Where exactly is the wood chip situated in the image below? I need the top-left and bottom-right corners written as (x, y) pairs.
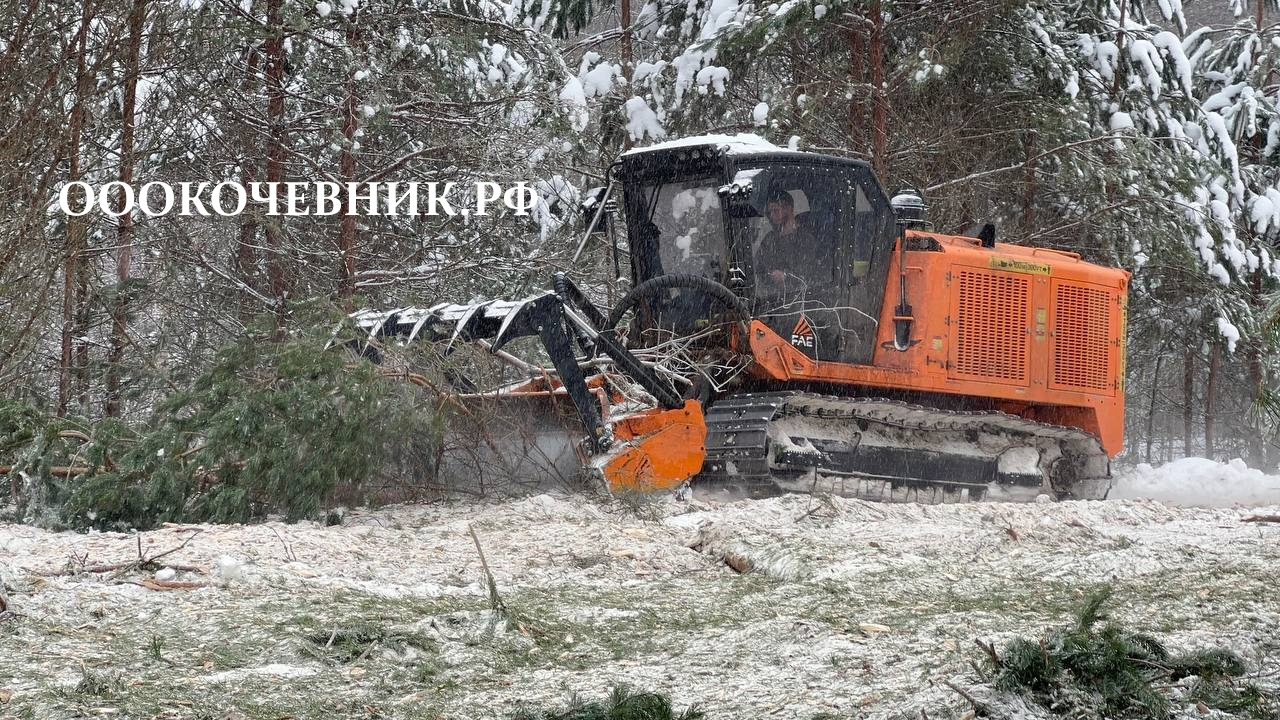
top-left (1243, 515), bottom-right (1280, 524)
top-left (723, 553), bottom-right (752, 573)
top-left (858, 622), bottom-right (891, 634)
top-left (0, 688), bottom-right (12, 704)
top-left (138, 579), bottom-right (206, 591)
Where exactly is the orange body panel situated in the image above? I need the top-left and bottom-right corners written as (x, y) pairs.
top-left (601, 400), bottom-right (706, 491)
top-left (748, 231), bottom-right (1130, 456)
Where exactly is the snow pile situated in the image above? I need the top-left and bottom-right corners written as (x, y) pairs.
top-left (1111, 457), bottom-right (1280, 507)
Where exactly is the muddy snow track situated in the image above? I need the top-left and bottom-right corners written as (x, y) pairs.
top-left (1, 494), bottom-right (1277, 719)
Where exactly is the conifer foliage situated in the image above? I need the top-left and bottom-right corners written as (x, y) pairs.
top-left (5, 0), bottom-right (1280, 499)
top-left (986, 587), bottom-right (1275, 718)
top-left (2, 308), bottom-right (440, 530)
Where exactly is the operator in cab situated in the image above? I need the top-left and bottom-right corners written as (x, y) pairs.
top-left (754, 188), bottom-right (816, 294)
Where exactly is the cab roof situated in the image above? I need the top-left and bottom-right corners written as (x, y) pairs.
top-left (620, 133), bottom-right (782, 157)
top-left (618, 134), bottom-right (876, 182)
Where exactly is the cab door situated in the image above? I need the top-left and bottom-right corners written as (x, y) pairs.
top-left (738, 163), bottom-right (893, 364)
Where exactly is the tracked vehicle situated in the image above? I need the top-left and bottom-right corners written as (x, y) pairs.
top-left (354, 134), bottom-right (1129, 502)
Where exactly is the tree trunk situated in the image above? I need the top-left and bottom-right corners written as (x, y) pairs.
top-left (105, 0), bottom-right (147, 418)
top-left (1110, 0), bottom-right (1128, 98)
top-left (58, 0), bottom-right (94, 417)
top-left (1183, 347), bottom-right (1195, 456)
top-left (337, 80), bottom-right (358, 305)
top-left (1022, 130), bottom-right (1037, 238)
top-left (263, 0), bottom-right (288, 305)
top-left (868, 0), bottom-right (888, 180)
top-left (1145, 353), bottom-right (1162, 464)
top-left (233, 45), bottom-right (260, 319)
top-left (1245, 0), bottom-right (1267, 465)
top-left (620, 0), bottom-right (633, 150)
top-left (1247, 272), bottom-right (1265, 465)
top-left (337, 20), bottom-right (361, 308)
top-left (1205, 342), bottom-right (1220, 460)
top-left (75, 253), bottom-right (90, 409)
top-left (845, 23), bottom-right (864, 148)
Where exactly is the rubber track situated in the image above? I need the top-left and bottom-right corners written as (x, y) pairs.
top-left (700, 391), bottom-right (1107, 496)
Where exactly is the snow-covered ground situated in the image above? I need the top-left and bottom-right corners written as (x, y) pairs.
top-left (1112, 456), bottom-right (1280, 507)
top-left (0, 465), bottom-right (1277, 719)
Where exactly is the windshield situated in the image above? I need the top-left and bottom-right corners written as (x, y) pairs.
top-left (638, 177), bottom-right (727, 281)
top-left (732, 166), bottom-right (884, 295)
top-left (725, 160), bottom-right (895, 364)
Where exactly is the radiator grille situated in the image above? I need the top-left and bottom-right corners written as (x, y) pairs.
top-left (952, 271), bottom-right (1029, 383)
top-left (1052, 283), bottom-right (1113, 391)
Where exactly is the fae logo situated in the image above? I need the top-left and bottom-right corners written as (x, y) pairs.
top-left (791, 315), bottom-right (815, 349)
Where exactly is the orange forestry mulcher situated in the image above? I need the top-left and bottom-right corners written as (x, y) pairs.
top-left (355, 135), bottom-right (1129, 503)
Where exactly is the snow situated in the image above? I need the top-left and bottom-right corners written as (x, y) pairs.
top-left (674, 233), bottom-right (693, 258)
top-left (1095, 40), bottom-right (1119, 82)
top-left (1127, 38), bottom-right (1164, 98)
top-left (203, 664), bottom-right (320, 684)
top-left (1203, 83), bottom-right (1244, 114)
top-left (580, 60), bottom-right (617, 99)
top-left (558, 77), bottom-right (589, 132)
top-left (701, 0), bottom-right (741, 40)
top-left (622, 96), bottom-right (665, 141)
top-left (632, 61), bottom-right (665, 83)
top-left (1201, 112), bottom-right (1244, 203)
top-left (812, 3), bottom-right (826, 18)
top-left (751, 101), bottom-right (769, 126)
top-left (695, 65), bottom-right (730, 94)
top-left (1153, 31), bottom-right (1193, 95)
top-left (1215, 315), bottom-right (1241, 351)
top-left (1, 493), bottom-right (1276, 718)
top-left (1109, 111), bottom-right (1134, 132)
top-left (1250, 193), bottom-right (1275, 233)
top-left (1111, 458), bottom-right (1280, 507)
top-left (315, 1), bottom-right (332, 16)
top-left (215, 555), bottom-right (245, 582)
top-left (510, 99), bottom-right (537, 126)
top-left (621, 132), bottom-right (781, 156)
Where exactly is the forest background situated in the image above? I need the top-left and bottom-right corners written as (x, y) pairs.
top-left (1, 0), bottom-right (1278, 527)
